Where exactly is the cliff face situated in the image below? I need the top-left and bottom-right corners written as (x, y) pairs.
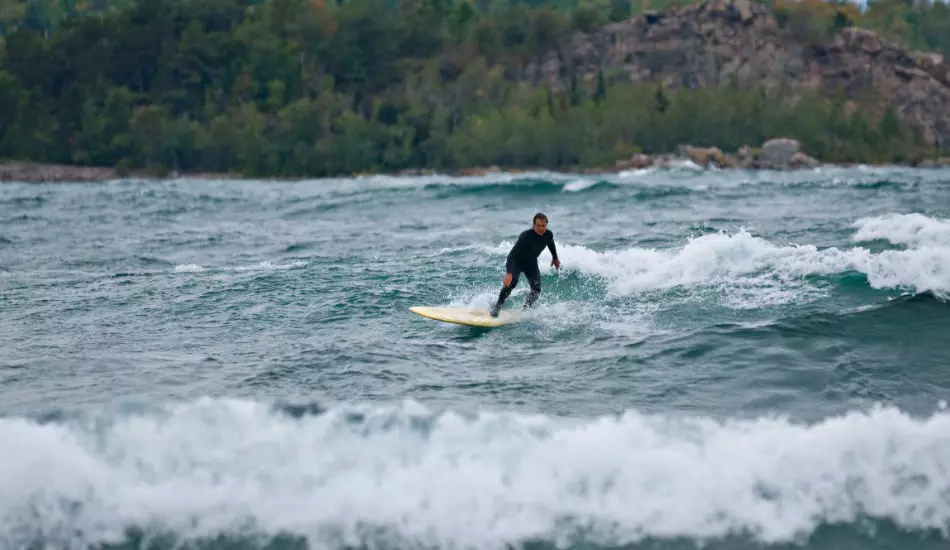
top-left (525, 0), bottom-right (950, 149)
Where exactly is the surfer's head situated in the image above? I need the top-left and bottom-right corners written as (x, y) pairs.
top-left (532, 213), bottom-right (548, 235)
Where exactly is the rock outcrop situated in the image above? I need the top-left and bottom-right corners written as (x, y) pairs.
top-left (612, 137), bottom-right (820, 171)
top-left (524, 0), bottom-right (950, 149)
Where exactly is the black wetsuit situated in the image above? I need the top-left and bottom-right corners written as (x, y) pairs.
top-left (491, 228), bottom-right (559, 315)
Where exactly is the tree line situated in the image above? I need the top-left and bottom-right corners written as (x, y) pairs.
top-left (0, 0), bottom-right (948, 178)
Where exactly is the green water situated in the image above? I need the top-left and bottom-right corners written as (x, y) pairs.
top-left (2, 165), bottom-right (950, 550)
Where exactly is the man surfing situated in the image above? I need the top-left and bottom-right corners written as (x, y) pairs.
top-left (490, 212), bottom-right (561, 317)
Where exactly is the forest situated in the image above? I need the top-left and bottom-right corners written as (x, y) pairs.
top-left (1, 0), bottom-right (949, 177)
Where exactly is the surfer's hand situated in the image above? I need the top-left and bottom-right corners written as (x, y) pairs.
top-left (552, 258), bottom-right (561, 269)
top-left (503, 273), bottom-right (512, 287)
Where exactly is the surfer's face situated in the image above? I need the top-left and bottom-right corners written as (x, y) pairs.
top-left (533, 219), bottom-right (547, 234)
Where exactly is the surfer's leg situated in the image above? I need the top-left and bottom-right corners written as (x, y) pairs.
top-left (522, 263), bottom-right (542, 309)
top-left (491, 266), bottom-right (521, 316)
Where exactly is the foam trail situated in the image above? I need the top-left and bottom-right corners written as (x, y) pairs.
top-left (2, 399), bottom-right (950, 550)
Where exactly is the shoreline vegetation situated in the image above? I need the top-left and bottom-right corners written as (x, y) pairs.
top-left (1, 0), bottom-right (950, 183)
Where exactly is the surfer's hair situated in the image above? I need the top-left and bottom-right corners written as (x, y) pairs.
top-left (533, 213), bottom-right (548, 224)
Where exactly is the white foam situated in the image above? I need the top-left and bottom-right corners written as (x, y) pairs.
top-left (2, 399), bottom-right (950, 549)
top-left (853, 213), bottom-right (950, 248)
top-left (172, 260), bottom-right (307, 274)
top-left (234, 260), bottom-right (308, 271)
top-left (562, 179), bottom-right (602, 193)
top-left (616, 167), bottom-right (655, 178)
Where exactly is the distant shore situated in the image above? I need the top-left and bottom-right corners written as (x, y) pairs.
top-left (3, 138), bottom-right (950, 183)
top-left (0, 161), bottom-right (242, 184)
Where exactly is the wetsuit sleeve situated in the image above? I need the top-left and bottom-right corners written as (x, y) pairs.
top-left (547, 231), bottom-right (559, 261)
top-left (506, 231), bottom-right (527, 272)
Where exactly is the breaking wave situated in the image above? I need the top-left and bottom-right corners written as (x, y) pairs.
top-left (475, 213), bottom-right (950, 305)
top-left (3, 398), bottom-right (950, 550)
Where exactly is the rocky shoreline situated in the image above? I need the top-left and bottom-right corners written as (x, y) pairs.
top-left (0, 160), bottom-right (242, 184)
top-left (3, 138), bottom-right (950, 183)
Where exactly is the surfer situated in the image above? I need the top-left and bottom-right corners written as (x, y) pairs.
top-left (490, 213), bottom-right (561, 317)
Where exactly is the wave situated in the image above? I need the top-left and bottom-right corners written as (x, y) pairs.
top-left (475, 214), bottom-right (950, 306)
top-left (422, 178), bottom-right (693, 200)
top-left (323, 174), bottom-right (700, 202)
top-left (279, 165), bottom-right (946, 198)
top-left (3, 398), bottom-right (950, 550)
top-left (692, 289), bottom-right (949, 356)
top-left (225, 167), bottom-right (823, 204)
top-left (852, 213), bottom-right (950, 249)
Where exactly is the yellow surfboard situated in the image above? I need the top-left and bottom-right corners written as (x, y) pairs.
top-left (409, 306), bottom-right (523, 327)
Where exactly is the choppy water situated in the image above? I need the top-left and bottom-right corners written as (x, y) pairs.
top-left (3, 164), bottom-right (950, 550)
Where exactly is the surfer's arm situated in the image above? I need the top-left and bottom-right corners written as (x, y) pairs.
top-left (547, 232), bottom-right (560, 268)
top-left (505, 253), bottom-right (517, 273)
top-left (547, 233), bottom-right (559, 261)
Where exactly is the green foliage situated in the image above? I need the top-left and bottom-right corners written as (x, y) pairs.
top-left (0, 0), bottom-right (946, 177)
